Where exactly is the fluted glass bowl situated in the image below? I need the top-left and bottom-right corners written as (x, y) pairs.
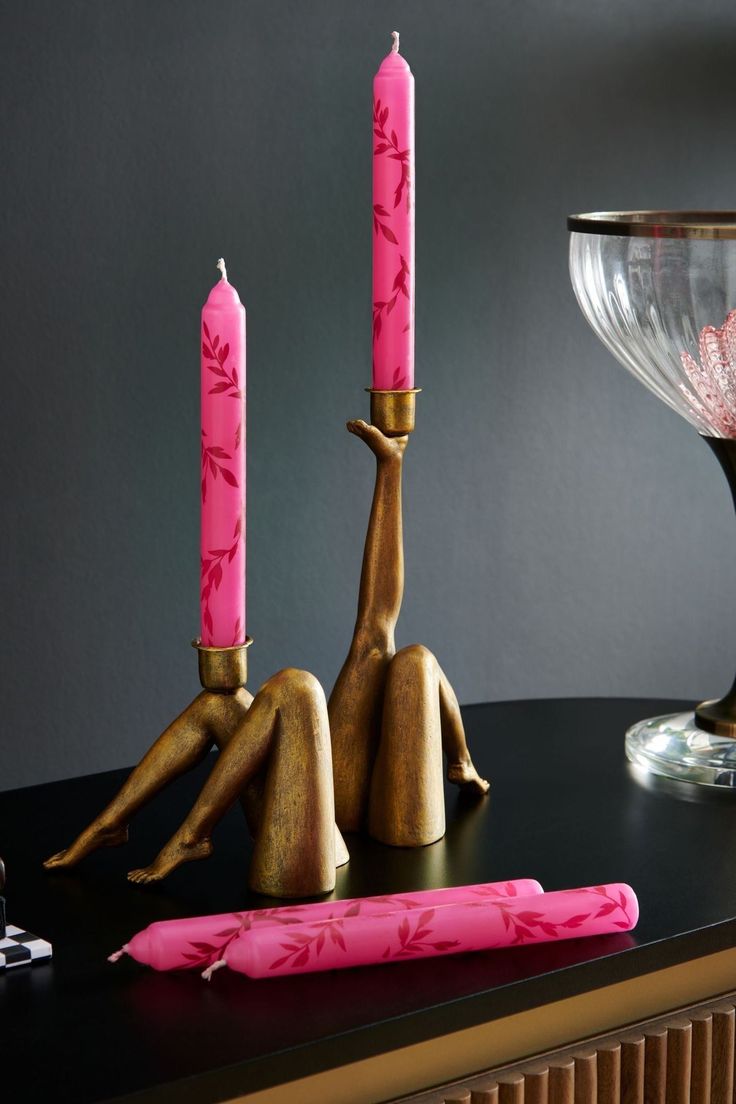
top-left (570, 213), bottom-right (736, 438)
top-left (569, 212), bottom-right (736, 786)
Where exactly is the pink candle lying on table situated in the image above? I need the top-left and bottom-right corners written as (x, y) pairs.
top-left (108, 879), bottom-right (542, 971)
top-left (218, 884), bottom-right (638, 980)
top-left (372, 31), bottom-right (415, 390)
top-left (200, 258), bottom-right (246, 647)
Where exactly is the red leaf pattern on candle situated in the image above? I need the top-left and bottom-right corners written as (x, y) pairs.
top-left (381, 909), bottom-right (462, 960)
top-left (268, 917), bottom-right (348, 971)
top-left (373, 203), bottom-right (398, 244)
top-left (486, 885), bottom-right (633, 944)
top-left (373, 98), bottom-right (411, 212)
top-left (200, 431), bottom-right (240, 505)
top-left (201, 515), bottom-right (242, 642)
top-left (263, 894), bottom-right (438, 971)
top-left (202, 325), bottom-right (243, 399)
top-left (182, 906), bottom-right (309, 969)
top-left (372, 300), bottom-right (385, 342)
top-left (373, 255), bottom-right (410, 359)
top-left (187, 882), bottom-right (468, 973)
top-left (373, 888), bottom-right (634, 958)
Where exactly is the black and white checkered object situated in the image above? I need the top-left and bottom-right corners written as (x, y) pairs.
top-left (0, 925), bottom-right (52, 970)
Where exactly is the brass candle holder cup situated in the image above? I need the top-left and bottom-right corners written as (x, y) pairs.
top-left (328, 388), bottom-right (490, 848)
top-left (366, 387), bottom-right (421, 436)
top-left (195, 639), bottom-right (251, 691)
top-left (45, 637), bottom-right (347, 898)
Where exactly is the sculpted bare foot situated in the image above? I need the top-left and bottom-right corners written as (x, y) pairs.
top-left (347, 419), bottom-right (407, 461)
top-left (447, 758), bottom-right (490, 796)
top-left (127, 833), bottom-right (212, 884)
top-left (44, 820), bottom-right (129, 870)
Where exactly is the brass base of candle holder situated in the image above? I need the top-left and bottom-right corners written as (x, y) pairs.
top-left (366, 387), bottom-right (421, 436)
top-left (44, 638), bottom-right (348, 898)
top-left (328, 391), bottom-right (489, 847)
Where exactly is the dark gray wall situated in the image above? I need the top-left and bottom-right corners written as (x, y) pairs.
top-left (2, 0), bottom-right (736, 791)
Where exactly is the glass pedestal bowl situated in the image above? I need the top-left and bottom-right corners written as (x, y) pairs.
top-left (569, 212), bottom-right (736, 787)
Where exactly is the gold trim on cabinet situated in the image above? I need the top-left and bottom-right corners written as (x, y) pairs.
top-left (224, 947), bottom-right (736, 1104)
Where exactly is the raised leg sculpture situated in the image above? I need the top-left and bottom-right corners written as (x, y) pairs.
top-left (329, 420), bottom-right (489, 847)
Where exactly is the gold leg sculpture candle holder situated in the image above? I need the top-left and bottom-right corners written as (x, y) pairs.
top-left (328, 389), bottom-right (490, 848)
top-left (45, 637), bottom-right (348, 898)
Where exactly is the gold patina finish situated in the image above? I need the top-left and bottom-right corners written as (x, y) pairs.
top-left (568, 211), bottom-right (736, 240)
top-left (194, 638), bottom-right (251, 691)
top-left (44, 642), bottom-right (347, 898)
top-left (328, 395), bottom-right (489, 847)
top-left (367, 388), bottom-right (421, 436)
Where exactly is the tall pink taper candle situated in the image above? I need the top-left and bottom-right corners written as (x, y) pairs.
top-left (220, 884), bottom-right (639, 979)
top-left (200, 259), bottom-right (246, 647)
top-left (107, 879), bottom-right (543, 971)
top-left (372, 31), bottom-right (415, 390)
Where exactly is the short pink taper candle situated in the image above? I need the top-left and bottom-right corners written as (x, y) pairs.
top-left (200, 259), bottom-right (246, 647)
top-left (372, 31), bottom-right (415, 390)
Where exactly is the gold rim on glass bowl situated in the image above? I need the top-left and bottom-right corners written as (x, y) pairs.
top-left (567, 211), bottom-right (736, 240)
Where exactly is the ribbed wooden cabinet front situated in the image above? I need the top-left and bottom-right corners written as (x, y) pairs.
top-left (396, 993), bottom-right (736, 1104)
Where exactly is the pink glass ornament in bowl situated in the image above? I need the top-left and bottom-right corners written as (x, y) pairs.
top-left (569, 212), bottom-right (736, 787)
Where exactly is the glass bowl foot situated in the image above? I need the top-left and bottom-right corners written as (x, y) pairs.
top-left (625, 712), bottom-right (736, 787)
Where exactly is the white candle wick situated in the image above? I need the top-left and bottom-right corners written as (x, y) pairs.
top-left (216, 257), bottom-right (228, 282)
top-left (391, 30), bottom-right (399, 53)
top-left (202, 959), bottom-right (227, 981)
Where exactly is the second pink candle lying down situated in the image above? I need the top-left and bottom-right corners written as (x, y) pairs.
top-left (220, 884), bottom-right (638, 980)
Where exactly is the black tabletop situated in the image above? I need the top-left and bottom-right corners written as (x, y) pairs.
top-left (3, 698), bottom-right (736, 1104)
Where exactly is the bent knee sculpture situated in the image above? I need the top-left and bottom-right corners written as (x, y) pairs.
top-left (328, 421), bottom-right (488, 846)
top-left (45, 664), bottom-right (349, 898)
